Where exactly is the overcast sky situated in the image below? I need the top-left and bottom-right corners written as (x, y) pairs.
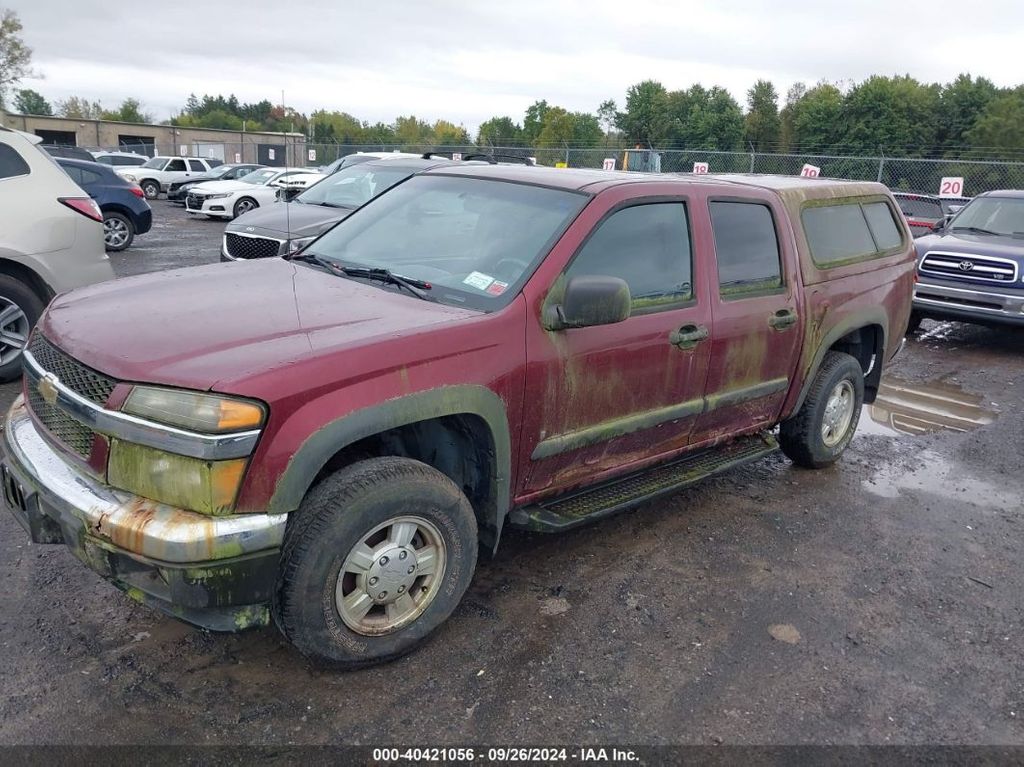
top-left (11, 0), bottom-right (1024, 132)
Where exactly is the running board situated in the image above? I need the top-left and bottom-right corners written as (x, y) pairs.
top-left (508, 432), bottom-right (778, 533)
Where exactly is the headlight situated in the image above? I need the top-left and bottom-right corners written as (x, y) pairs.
top-left (287, 236), bottom-right (316, 254)
top-left (108, 439), bottom-right (248, 516)
top-left (123, 386), bottom-right (265, 433)
top-left (109, 387), bottom-right (266, 515)
top-left (204, 193), bottom-right (232, 200)
top-left (122, 173), bottom-right (137, 182)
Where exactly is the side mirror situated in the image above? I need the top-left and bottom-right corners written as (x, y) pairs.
top-left (278, 187), bottom-right (302, 202)
top-left (931, 220), bottom-right (946, 233)
top-left (547, 276), bottom-right (631, 330)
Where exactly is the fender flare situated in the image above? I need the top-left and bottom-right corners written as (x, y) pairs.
top-left (791, 309), bottom-right (889, 415)
top-left (267, 385), bottom-right (513, 543)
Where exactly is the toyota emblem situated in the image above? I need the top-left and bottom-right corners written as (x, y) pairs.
top-left (958, 260), bottom-right (974, 271)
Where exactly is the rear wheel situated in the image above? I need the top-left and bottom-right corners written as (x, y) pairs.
top-left (273, 457), bottom-right (478, 668)
top-left (103, 211), bottom-right (135, 251)
top-left (0, 275), bottom-right (43, 382)
top-left (779, 351), bottom-right (864, 469)
top-left (233, 197), bottom-right (258, 218)
top-left (140, 180), bottom-right (160, 200)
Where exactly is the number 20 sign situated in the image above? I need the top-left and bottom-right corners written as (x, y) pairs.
top-left (939, 177), bottom-right (964, 198)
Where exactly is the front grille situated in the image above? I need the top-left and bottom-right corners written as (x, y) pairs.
top-left (224, 232), bottom-right (282, 260)
top-left (186, 193), bottom-right (204, 210)
top-left (25, 335), bottom-right (117, 459)
top-left (920, 252), bottom-right (1019, 284)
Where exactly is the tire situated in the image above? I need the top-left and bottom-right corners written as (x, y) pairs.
top-left (233, 197), bottom-right (258, 218)
top-left (274, 457), bottom-right (478, 669)
top-left (140, 180), bottom-right (160, 200)
top-left (0, 275), bottom-right (44, 383)
top-left (906, 311), bottom-right (923, 334)
top-left (779, 351), bottom-right (864, 469)
top-left (102, 211), bottom-right (135, 251)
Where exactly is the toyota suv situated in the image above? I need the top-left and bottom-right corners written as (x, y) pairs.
top-left (910, 190), bottom-right (1024, 330)
top-left (2, 167), bottom-right (914, 668)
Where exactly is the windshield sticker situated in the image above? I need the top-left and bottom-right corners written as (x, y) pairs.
top-left (486, 280), bottom-right (509, 296)
top-left (463, 271), bottom-right (495, 291)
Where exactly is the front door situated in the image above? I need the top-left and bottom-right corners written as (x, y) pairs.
top-left (518, 196), bottom-right (714, 501)
top-left (693, 196), bottom-right (804, 444)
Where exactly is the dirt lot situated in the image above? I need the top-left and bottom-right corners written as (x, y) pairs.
top-left (1, 201), bottom-right (1022, 746)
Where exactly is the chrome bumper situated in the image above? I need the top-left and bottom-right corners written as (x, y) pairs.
top-left (2, 396), bottom-right (286, 564)
top-left (914, 280), bottom-right (1024, 321)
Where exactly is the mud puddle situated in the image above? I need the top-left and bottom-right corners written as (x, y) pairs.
top-left (858, 375), bottom-right (997, 438)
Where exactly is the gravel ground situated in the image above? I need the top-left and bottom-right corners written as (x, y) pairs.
top-left (0, 201), bottom-right (1022, 746)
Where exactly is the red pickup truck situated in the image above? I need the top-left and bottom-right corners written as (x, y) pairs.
top-left (2, 166), bottom-right (914, 667)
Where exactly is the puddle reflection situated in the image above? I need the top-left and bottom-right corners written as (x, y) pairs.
top-left (861, 375), bottom-right (997, 438)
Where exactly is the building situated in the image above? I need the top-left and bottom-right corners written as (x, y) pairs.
top-left (0, 110), bottom-right (308, 167)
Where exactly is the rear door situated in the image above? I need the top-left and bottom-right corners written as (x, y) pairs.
top-left (518, 187), bottom-right (714, 501)
top-left (691, 194), bottom-right (804, 444)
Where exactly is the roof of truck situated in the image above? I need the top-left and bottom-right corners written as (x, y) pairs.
top-left (425, 164), bottom-right (890, 199)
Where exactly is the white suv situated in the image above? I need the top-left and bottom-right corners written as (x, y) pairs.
top-left (116, 156), bottom-right (221, 199)
top-left (0, 129), bottom-right (115, 380)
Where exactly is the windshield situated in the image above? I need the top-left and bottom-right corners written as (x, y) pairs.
top-left (239, 168), bottom-right (278, 185)
top-left (140, 157), bottom-right (167, 169)
top-left (949, 197), bottom-right (1024, 237)
top-left (207, 164), bottom-right (237, 178)
top-left (303, 175), bottom-right (587, 310)
top-left (296, 164), bottom-right (412, 208)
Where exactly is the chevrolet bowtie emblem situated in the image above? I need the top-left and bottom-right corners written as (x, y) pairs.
top-left (37, 373), bottom-right (59, 406)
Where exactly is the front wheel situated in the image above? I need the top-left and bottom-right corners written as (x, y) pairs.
top-left (103, 211), bottom-right (135, 251)
top-left (140, 180), bottom-right (160, 200)
top-left (233, 197), bottom-right (258, 218)
top-left (273, 457), bottom-right (478, 668)
top-left (0, 275), bottom-right (43, 382)
top-left (779, 351), bottom-right (864, 469)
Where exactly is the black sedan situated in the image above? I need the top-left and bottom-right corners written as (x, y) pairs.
top-left (167, 163), bottom-right (265, 202)
top-left (56, 158), bottom-right (153, 251)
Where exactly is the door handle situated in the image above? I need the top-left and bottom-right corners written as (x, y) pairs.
top-left (669, 324), bottom-right (709, 349)
top-left (768, 309), bottom-right (798, 330)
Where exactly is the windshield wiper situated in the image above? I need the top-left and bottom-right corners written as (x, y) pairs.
top-left (951, 226), bottom-right (1000, 236)
top-left (340, 266), bottom-right (432, 300)
top-left (288, 252), bottom-right (343, 273)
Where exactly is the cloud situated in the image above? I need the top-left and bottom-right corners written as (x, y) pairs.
top-left (12, 0), bottom-right (1024, 131)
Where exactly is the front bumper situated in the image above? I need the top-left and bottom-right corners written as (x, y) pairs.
top-left (1, 397), bottom-right (287, 631)
top-left (185, 195), bottom-right (232, 218)
top-left (913, 278), bottom-right (1024, 326)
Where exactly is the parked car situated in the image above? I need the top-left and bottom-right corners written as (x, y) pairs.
top-left (116, 156), bottom-right (222, 199)
top-left (56, 158), bottom-right (153, 252)
top-left (1, 167), bottom-right (913, 667)
top-left (910, 190), bottom-right (1024, 330)
top-left (222, 157), bottom-right (462, 260)
top-left (185, 167), bottom-right (322, 219)
top-left (0, 128), bottom-right (114, 380)
top-left (91, 151), bottom-right (150, 168)
top-left (319, 151), bottom-right (424, 175)
top-left (41, 144), bottom-right (95, 162)
top-left (167, 163), bottom-right (265, 203)
top-left (893, 192), bottom-right (946, 237)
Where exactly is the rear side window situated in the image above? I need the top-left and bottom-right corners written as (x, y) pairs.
top-left (564, 203), bottom-right (693, 311)
top-left (187, 159), bottom-right (205, 171)
top-left (0, 144), bottom-right (31, 180)
top-left (709, 201), bottom-right (782, 294)
top-left (803, 200), bottom-right (906, 265)
top-left (62, 165), bottom-right (84, 184)
top-left (863, 202), bottom-right (903, 250)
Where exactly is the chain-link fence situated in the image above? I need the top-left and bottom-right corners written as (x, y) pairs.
top-left (93, 138), bottom-right (1024, 196)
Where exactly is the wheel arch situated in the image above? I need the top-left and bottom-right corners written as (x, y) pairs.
top-left (791, 310), bottom-right (888, 413)
top-left (267, 386), bottom-right (513, 551)
top-left (0, 257), bottom-right (54, 305)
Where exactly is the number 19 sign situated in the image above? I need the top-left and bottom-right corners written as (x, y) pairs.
top-left (692, 162), bottom-right (709, 174)
top-left (939, 177), bottom-right (964, 198)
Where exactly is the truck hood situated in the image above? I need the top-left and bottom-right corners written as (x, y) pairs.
top-left (39, 259), bottom-right (477, 392)
top-left (915, 230), bottom-right (1024, 262)
top-left (227, 201), bottom-right (353, 238)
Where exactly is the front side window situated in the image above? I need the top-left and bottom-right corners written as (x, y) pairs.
top-left (305, 175), bottom-right (588, 311)
top-left (709, 201), bottom-right (782, 294)
top-left (297, 163), bottom-right (413, 209)
top-left (564, 203), bottom-right (693, 310)
top-left (165, 159), bottom-right (186, 172)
